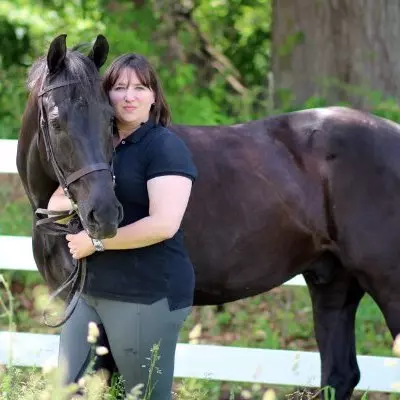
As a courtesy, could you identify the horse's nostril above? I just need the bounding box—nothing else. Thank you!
[117,204,124,223]
[87,208,97,225]
[86,204,122,228]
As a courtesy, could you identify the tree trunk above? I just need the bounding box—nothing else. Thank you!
[271,0,400,108]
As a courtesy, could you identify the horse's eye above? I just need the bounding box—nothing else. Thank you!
[49,118,61,130]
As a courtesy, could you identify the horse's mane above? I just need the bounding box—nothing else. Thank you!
[26,49,103,102]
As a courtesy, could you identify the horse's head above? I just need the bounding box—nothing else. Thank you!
[36,34,123,239]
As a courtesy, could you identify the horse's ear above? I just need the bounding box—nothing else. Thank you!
[88,35,109,70]
[47,34,67,74]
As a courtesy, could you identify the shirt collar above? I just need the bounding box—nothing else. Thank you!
[125,119,156,144]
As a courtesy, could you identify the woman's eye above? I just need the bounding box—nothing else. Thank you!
[114,86,124,91]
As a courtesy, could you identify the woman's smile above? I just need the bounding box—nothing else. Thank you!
[123,105,137,111]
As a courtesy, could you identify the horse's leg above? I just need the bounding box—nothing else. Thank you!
[304,253,365,399]
[358,272,400,339]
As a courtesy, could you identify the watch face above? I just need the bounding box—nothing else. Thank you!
[92,239,104,251]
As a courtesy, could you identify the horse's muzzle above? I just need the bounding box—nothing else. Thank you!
[80,200,123,239]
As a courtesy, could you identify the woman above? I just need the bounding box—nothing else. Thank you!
[48,53,197,398]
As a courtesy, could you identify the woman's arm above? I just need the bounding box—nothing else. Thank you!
[48,185,74,211]
[102,175,193,250]
[66,175,193,258]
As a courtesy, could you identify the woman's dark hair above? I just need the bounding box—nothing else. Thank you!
[102,53,171,126]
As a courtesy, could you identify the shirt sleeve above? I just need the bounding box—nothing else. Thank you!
[145,129,198,182]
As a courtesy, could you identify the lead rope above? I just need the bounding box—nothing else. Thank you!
[35,205,88,328]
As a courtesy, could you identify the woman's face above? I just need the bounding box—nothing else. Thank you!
[109,68,155,129]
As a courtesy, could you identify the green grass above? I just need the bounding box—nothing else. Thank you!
[0,175,32,236]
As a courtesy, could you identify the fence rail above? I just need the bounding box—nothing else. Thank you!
[0,331,399,392]
[0,139,18,173]
[0,139,399,393]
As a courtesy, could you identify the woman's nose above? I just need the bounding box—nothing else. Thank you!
[124,88,136,101]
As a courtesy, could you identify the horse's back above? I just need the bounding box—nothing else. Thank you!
[171,113,330,303]
[171,107,400,303]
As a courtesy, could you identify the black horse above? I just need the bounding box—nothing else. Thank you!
[17,34,123,305]
[17,35,400,398]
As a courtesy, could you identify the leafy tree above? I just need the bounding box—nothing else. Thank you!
[0,0,271,139]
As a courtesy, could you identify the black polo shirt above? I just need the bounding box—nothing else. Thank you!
[84,119,197,310]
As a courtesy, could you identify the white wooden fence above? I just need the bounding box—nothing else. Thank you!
[1,139,400,393]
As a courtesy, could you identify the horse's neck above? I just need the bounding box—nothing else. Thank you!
[18,100,58,210]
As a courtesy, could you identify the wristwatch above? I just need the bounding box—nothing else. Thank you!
[91,238,105,252]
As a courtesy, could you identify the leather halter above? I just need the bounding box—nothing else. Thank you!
[36,76,115,327]
[37,78,114,208]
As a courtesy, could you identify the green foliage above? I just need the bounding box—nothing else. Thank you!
[194,0,271,88]
[102,1,235,125]
[1,0,105,53]
[0,0,106,139]
[356,295,393,356]
[0,0,272,140]
[0,17,31,68]
[165,0,271,120]
[0,196,32,236]
[0,66,27,139]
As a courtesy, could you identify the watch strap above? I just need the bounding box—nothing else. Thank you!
[91,238,105,252]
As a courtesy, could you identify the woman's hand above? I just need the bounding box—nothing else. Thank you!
[48,185,74,211]
[66,231,95,260]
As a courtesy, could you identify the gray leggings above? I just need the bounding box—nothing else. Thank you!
[58,295,191,399]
